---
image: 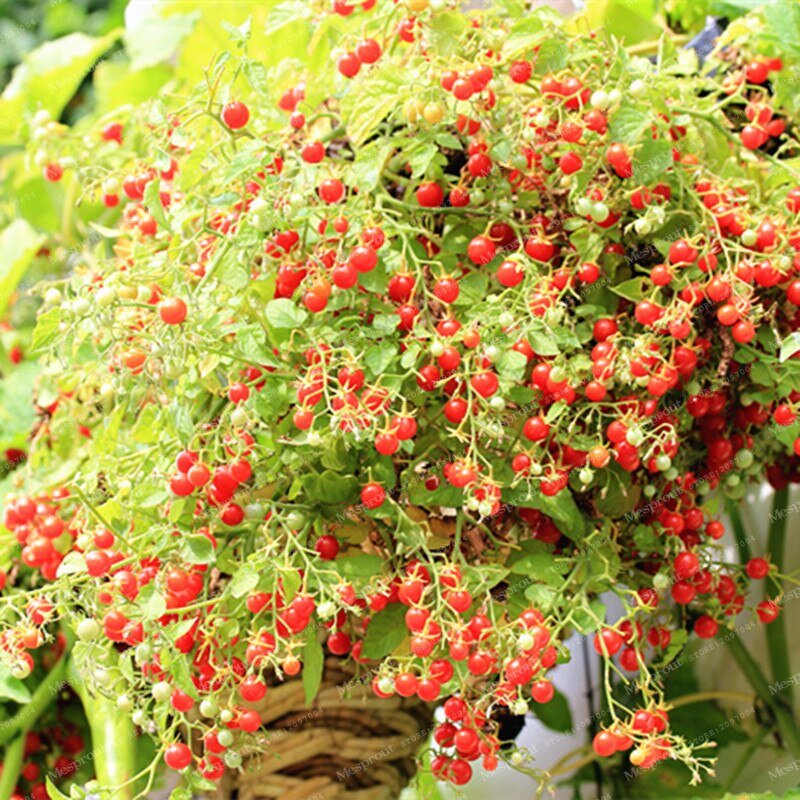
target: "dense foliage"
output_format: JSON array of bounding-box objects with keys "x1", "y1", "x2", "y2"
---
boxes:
[{"x1": 3, "y1": 0, "x2": 800, "y2": 797}]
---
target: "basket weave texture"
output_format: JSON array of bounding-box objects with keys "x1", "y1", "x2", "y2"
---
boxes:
[{"x1": 219, "y1": 658, "x2": 435, "y2": 800}]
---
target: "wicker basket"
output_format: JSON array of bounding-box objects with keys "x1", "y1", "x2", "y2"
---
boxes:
[{"x1": 219, "y1": 658, "x2": 434, "y2": 800}]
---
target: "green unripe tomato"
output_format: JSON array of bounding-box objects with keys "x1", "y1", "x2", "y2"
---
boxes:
[
  {"x1": 220, "y1": 709, "x2": 234, "y2": 723},
  {"x1": 741, "y1": 229, "x2": 758, "y2": 247},
  {"x1": 96, "y1": 287, "x2": 115, "y2": 307},
  {"x1": 217, "y1": 729, "x2": 234, "y2": 747},
  {"x1": 591, "y1": 202, "x2": 610, "y2": 223},
  {"x1": 510, "y1": 699, "x2": 529, "y2": 715},
  {"x1": 117, "y1": 694, "x2": 134, "y2": 713},
  {"x1": 224, "y1": 751, "x2": 243, "y2": 769},
  {"x1": 625, "y1": 427, "x2": 644, "y2": 447},
  {"x1": 643, "y1": 485, "x2": 657, "y2": 498},
  {"x1": 608, "y1": 89, "x2": 622, "y2": 105},
  {"x1": 200, "y1": 699, "x2": 218, "y2": 718},
  {"x1": 231, "y1": 407, "x2": 249, "y2": 428},
  {"x1": 590, "y1": 90, "x2": 609, "y2": 109},
  {"x1": 735, "y1": 449, "x2": 754, "y2": 469},
  {"x1": 517, "y1": 633, "x2": 535, "y2": 651},
  {"x1": 430, "y1": 340, "x2": 444, "y2": 357},
  {"x1": 664, "y1": 467, "x2": 679, "y2": 481},
  {"x1": 653, "y1": 573, "x2": 671, "y2": 592},
  {"x1": 630, "y1": 79, "x2": 646, "y2": 97},
  {"x1": 152, "y1": 681, "x2": 172, "y2": 703},
  {"x1": 549, "y1": 366, "x2": 566, "y2": 383},
  {"x1": 490, "y1": 396, "x2": 506, "y2": 411},
  {"x1": 76, "y1": 618, "x2": 101, "y2": 641},
  {"x1": 579, "y1": 468, "x2": 593, "y2": 485},
  {"x1": 498, "y1": 311, "x2": 514, "y2": 327},
  {"x1": 655, "y1": 454, "x2": 672, "y2": 471},
  {"x1": 470, "y1": 189, "x2": 485, "y2": 204}
]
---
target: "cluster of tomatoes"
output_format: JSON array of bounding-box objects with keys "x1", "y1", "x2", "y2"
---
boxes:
[
  {"x1": 6, "y1": 722, "x2": 85, "y2": 800},
  {"x1": 3, "y1": 489, "x2": 73, "y2": 583}
]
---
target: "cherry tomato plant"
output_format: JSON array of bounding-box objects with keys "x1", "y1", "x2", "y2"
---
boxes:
[{"x1": 3, "y1": 0, "x2": 800, "y2": 797}]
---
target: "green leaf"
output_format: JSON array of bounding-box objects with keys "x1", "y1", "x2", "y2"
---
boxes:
[
  {"x1": 427, "y1": 12, "x2": 467, "y2": 57},
  {"x1": 180, "y1": 534, "x2": 216, "y2": 565},
  {"x1": 335, "y1": 554, "x2": 384, "y2": 579},
  {"x1": 0, "y1": 220, "x2": 45, "y2": 320},
  {"x1": 497, "y1": 350, "x2": 528, "y2": 382},
  {"x1": 362, "y1": 603, "x2": 408, "y2": 659},
  {"x1": 350, "y1": 141, "x2": 392, "y2": 191},
  {"x1": 609, "y1": 105, "x2": 650, "y2": 145},
  {"x1": 229, "y1": 565, "x2": 259, "y2": 599},
  {"x1": 265, "y1": 1, "x2": 313, "y2": 36},
  {"x1": 341, "y1": 65, "x2": 409, "y2": 147},
  {"x1": 143, "y1": 180, "x2": 172, "y2": 233},
  {"x1": 302, "y1": 631, "x2": 324, "y2": 706},
  {"x1": 575, "y1": 0, "x2": 660, "y2": 46},
  {"x1": 595, "y1": 463, "x2": 641, "y2": 516},
  {"x1": 124, "y1": 8, "x2": 199, "y2": 69},
  {"x1": 516, "y1": 487, "x2": 586, "y2": 540},
  {"x1": 453, "y1": 271, "x2": 489, "y2": 306},
  {"x1": 610, "y1": 276, "x2": 647, "y2": 302},
  {"x1": 29, "y1": 306, "x2": 62, "y2": 355},
  {"x1": 364, "y1": 344, "x2": 396, "y2": 377},
  {"x1": 303, "y1": 470, "x2": 359, "y2": 505},
  {"x1": 633, "y1": 137, "x2": 673, "y2": 185},
  {"x1": 264, "y1": 298, "x2": 308, "y2": 329},
  {"x1": 0, "y1": 663, "x2": 31, "y2": 703},
  {"x1": 533, "y1": 38, "x2": 568, "y2": 75},
  {"x1": 503, "y1": 16, "x2": 546, "y2": 58},
  {"x1": 762, "y1": 0, "x2": 800, "y2": 59},
  {"x1": 780, "y1": 332, "x2": 800, "y2": 363},
  {"x1": 46, "y1": 777, "x2": 70, "y2": 800},
  {"x1": 533, "y1": 687, "x2": 572, "y2": 732},
  {"x1": 137, "y1": 582, "x2": 167, "y2": 620},
  {"x1": 56, "y1": 551, "x2": 87, "y2": 577},
  {"x1": 0, "y1": 30, "x2": 122, "y2": 143}
]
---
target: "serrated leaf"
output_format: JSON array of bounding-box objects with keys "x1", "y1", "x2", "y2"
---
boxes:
[
  {"x1": 341, "y1": 66, "x2": 408, "y2": 147},
  {"x1": 29, "y1": 306, "x2": 62, "y2": 355},
  {"x1": 180, "y1": 534, "x2": 216, "y2": 565},
  {"x1": 609, "y1": 105, "x2": 650, "y2": 145},
  {"x1": 364, "y1": 344, "x2": 396, "y2": 377},
  {"x1": 138, "y1": 582, "x2": 167, "y2": 620},
  {"x1": 497, "y1": 350, "x2": 528, "y2": 382},
  {"x1": 229, "y1": 565, "x2": 259, "y2": 599},
  {"x1": 264, "y1": 298, "x2": 308, "y2": 329}
]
